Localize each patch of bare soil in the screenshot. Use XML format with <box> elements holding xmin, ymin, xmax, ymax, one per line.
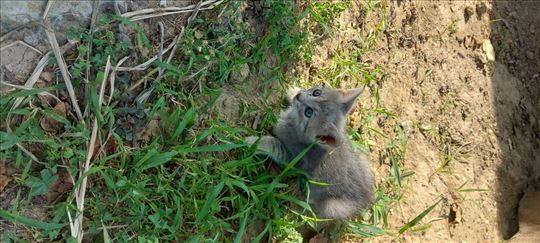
<box><xmin>297</xmin><ymin>1</ymin><xmax>539</xmax><ymax>242</ymax></box>
<box><xmin>372</xmin><ymin>1</ymin><xmax>540</xmax><ymax>241</ymax></box>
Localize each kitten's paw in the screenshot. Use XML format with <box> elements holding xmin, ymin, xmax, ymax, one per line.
<box><xmin>286</xmin><ymin>86</ymin><xmax>302</xmax><ymax>104</ymax></box>
<box><xmin>245</xmin><ymin>136</ymin><xmax>258</xmax><ymax>146</ymax></box>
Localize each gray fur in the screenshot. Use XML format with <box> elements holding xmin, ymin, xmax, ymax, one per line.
<box><xmin>246</xmin><ymin>87</ymin><xmax>374</xmax><ymax>219</ymax></box>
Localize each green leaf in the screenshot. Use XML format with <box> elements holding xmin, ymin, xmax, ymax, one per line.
<box><xmin>3</xmin><ymin>86</ymin><xmax>55</xmax><ymax>99</ymax></box>
<box><xmin>399</xmin><ymin>198</ymin><xmax>442</xmax><ymax>234</ymax></box>
<box><xmin>233</xmin><ymin>209</ymin><xmax>250</xmax><ymax>243</ymax></box>
<box><xmin>41</xmin><ymin>108</ymin><xmax>70</xmax><ymax>125</ymax></box>
<box><xmin>176</xmin><ymin>143</ymin><xmax>245</xmax><ymax>153</ymax></box>
<box><xmin>0</xmin><ymin>131</ymin><xmax>23</xmax><ymax>150</ymax></box>
<box><xmin>0</xmin><ymin>209</ymin><xmax>64</xmax><ymax>230</ymax></box>
<box><xmin>140</xmin><ymin>151</ymin><xmax>177</xmax><ymax>170</ymax></box>
<box><xmin>276</xmin><ymin>193</ymin><xmax>311</xmax><ymax>211</ymax></box>
<box><xmin>171</xmin><ymin>107</ymin><xmax>195</xmax><ymax>141</ymax></box>
<box><xmin>25</xmin><ymin>169</ymin><xmax>58</xmax><ymax>197</ymax></box>
<box><xmin>347</xmin><ymin>222</ymin><xmax>387</xmax><ymax>237</ymax></box>
<box><xmin>194</xmin><ymin>181</ymin><xmax>225</xmax><ymax>224</ymax></box>
<box><xmin>279</xmin><ymin>143</ymin><xmax>315</xmax><ymax>177</ymax></box>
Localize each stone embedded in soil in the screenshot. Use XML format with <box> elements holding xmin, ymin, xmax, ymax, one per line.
<box><xmin>526</xmin><ymin>51</ymin><xmax>535</xmax><ymax>60</ymax></box>
<box><xmin>400</xmin><ymin>120</ymin><xmax>414</xmax><ymax>135</ymax></box>
<box><xmin>1</xmin><ymin>1</ymin><xmax>93</xmax><ymax>42</ymax></box>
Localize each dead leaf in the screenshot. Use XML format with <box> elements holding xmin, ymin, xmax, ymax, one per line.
<box><xmin>40</xmin><ymin>71</ymin><xmax>54</xmax><ymax>82</ymax></box>
<box><xmin>135</xmin><ymin>119</ymin><xmax>160</xmax><ymax>143</ymax></box>
<box><xmin>0</xmin><ymin>160</ymin><xmax>11</xmax><ymax>192</ymax></box>
<box><xmin>45</xmin><ymin>168</ymin><xmax>72</xmax><ymax>203</ymax></box>
<box><xmin>53</xmin><ymin>102</ymin><xmax>67</xmax><ymax>117</ymax></box>
<box><xmin>40</xmin><ymin>102</ymin><xmax>68</xmax><ymax>134</ymax></box>
<box><xmin>91</xmin><ymin>132</ymin><xmax>120</xmax><ymax>160</ymax></box>
<box><xmin>104</xmin><ymin>136</ymin><xmax>118</xmax><ymax>155</ymax></box>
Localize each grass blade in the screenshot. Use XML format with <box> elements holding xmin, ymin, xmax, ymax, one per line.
<box><xmin>176</xmin><ymin>143</ymin><xmax>245</xmax><ymax>153</ymax></box>
<box><xmin>279</xmin><ymin>143</ymin><xmax>315</xmax><ymax>177</ymax></box>
<box><xmin>458</xmin><ymin>188</ymin><xmax>489</xmax><ymax>192</ymax></box>
<box><xmin>171</xmin><ymin>106</ymin><xmax>195</xmax><ymax>141</ymax></box>
<box><xmin>399</xmin><ymin>198</ymin><xmax>442</xmax><ymax>234</ymax></box>
<box><xmin>233</xmin><ymin>209</ymin><xmax>250</xmax><ymax>243</ymax></box>
<box><xmin>347</xmin><ymin>221</ymin><xmax>387</xmax><ymax>237</ymax></box>
<box><xmin>141</xmin><ymin>151</ymin><xmax>178</xmax><ymax>170</ymax></box>
<box><xmin>194</xmin><ymin>181</ymin><xmax>225</xmax><ymax>224</ymax></box>
<box><xmin>0</xmin><ymin>209</ymin><xmax>64</xmax><ymax>230</ymax></box>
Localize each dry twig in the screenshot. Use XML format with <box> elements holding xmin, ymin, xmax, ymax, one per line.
<box><xmin>71</xmin><ymin>56</ymin><xmax>111</xmax><ymax>242</ymax></box>
<box><xmin>43</xmin><ymin>23</ymin><xmax>85</xmax><ymax>122</ymax></box>
<box><xmin>121</xmin><ymin>0</ymin><xmax>222</xmax><ymax>21</ymax></box>
<box><xmin>0</xmin><ymin>40</ymin><xmax>43</xmax><ymax>55</ymax></box>
<box><xmin>5</xmin><ymin>40</ymin><xmax>74</xmax><ymax>165</ymax></box>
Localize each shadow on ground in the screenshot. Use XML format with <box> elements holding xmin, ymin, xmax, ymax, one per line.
<box><xmin>490</xmin><ymin>1</ymin><xmax>540</xmax><ymax>239</ymax></box>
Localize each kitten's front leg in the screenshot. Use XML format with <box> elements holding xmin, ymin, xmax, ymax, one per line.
<box><xmin>246</xmin><ymin>136</ymin><xmax>291</xmax><ymax>165</ymax></box>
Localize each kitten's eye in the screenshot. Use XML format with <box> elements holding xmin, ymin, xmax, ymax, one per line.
<box><xmin>312</xmin><ymin>89</ymin><xmax>322</xmax><ymax>97</ymax></box>
<box><xmin>304</xmin><ymin>107</ymin><xmax>314</xmax><ymax>118</ymax></box>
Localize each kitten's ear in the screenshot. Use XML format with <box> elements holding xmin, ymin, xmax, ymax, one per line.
<box><xmin>286</xmin><ymin>86</ymin><xmax>302</xmax><ymax>104</ymax></box>
<box><xmin>338</xmin><ymin>87</ymin><xmax>364</xmax><ymax>113</ymax></box>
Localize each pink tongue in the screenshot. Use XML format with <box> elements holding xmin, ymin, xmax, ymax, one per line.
<box><xmin>316</xmin><ymin>135</ymin><xmax>336</xmax><ymax>146</ymax></box>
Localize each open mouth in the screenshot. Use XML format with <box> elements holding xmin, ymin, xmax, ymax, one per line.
<box><xmin>316</xmin><ymin>135</ymin><xmax>337</xmax><ymax>146</ymax></box>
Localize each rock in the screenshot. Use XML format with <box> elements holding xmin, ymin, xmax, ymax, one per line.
<box><xmin>0</xmin><ymin>43</ymin><xmax>41</xmax><ymax>84</ymax></box>
<box><xmin>400</xmin><ymin>120</ymin><xmax>414</xmax><ymax>134</ymax></box>
<box><xmin>1</xmin><ymin>1</ymin><xmax>93</xmax><ymax>39</ymax></box>
<box><xmin>526</xmin><ymin>51</ymin><xmax>535</xmax><ymax>60</ymax></box>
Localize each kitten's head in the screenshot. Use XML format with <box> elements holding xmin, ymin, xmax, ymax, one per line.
<box><xmin>278</xmin><ymin>86</ymin><xmax>364</xmax><ymax>148</ymax></box>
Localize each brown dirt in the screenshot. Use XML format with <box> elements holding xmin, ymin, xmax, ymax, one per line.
<box><xmin>294</xmin><ymin>1</ymin><xmax>539</xmax><ymax>242</ymax></box>
<box><xmin>2</xmin><ymin>1</ymin><xmax>539</xmax><ymax>242</ymax></box>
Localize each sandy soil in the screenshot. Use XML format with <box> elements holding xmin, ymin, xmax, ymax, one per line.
<box><xmin>297</xmin><ymin>1</ymin><xmax>539</xmax><ymax>242</ymax></box>
<box><xmin>2</xmin><ymin>1</ymin><xmax>538</xmax><ymax>242</ymax></box>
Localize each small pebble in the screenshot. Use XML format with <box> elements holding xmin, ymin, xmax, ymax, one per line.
<box><xmin>400</xmin><ymin>120</ymin><xmax>414</xmax><ymax>134</ymax></box>
<box><xmin>526</xmin><ymin>51</ymin><xmax>535</xmax><ymax>60</ymax></box>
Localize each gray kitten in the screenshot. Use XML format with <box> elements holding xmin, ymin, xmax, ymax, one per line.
<box><xmin>246</xmin><ymin>86</ymin><xmax>374</xmax><ymax>219</ymax></box>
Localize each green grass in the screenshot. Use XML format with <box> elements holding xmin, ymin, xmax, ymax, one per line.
<box><xmin>447</xmin><ymin>17</ymin><xmax>460</xmax><ymax>35</ymax></box>
<box><xmin>0</xmin><ymin>0</ymin><xmax>430</xmax><ymax>242</ymax></box>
